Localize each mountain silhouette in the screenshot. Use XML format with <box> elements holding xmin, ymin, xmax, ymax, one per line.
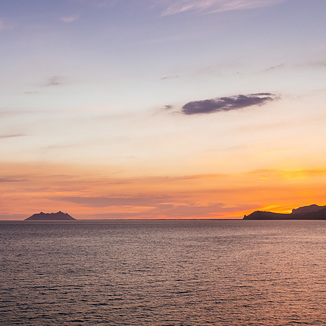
<box><xmin>243</xmin><ymin>204</ymin><xmax>326</xmax><ymax>220</ymax></box>
<box><xmin>25</xmin><ymin>211</ymin><xmax>75</xmax><ymax>221</ymax></box>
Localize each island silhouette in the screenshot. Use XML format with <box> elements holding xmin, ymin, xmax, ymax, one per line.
<box><xmin>244</xmin><ymin>204</ymin><xmax>326</xmax><ymax>220</ymax></box>
<box><xmin>25</xmin><ymin>211</ymin><xmax>75</xmax><ymax>221</ymax></box>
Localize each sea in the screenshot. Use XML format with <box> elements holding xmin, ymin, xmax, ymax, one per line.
<box><xmin>1</xmin><ymin>219</ymin><xmax>326</xmax><ymax>325</ymax></box>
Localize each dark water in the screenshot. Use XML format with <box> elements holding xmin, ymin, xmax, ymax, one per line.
<box><xmin>1</xmin><ymin>219</ymin><xmax>326</xmax><ymax>325</ymax></box>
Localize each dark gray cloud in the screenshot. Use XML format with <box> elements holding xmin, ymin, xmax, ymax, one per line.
<box><xmin>182</xmin><ymin>93</ymin><xmax>277</xmax><ymax>115</ymax></box>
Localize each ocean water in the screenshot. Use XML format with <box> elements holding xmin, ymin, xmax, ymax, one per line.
<box><xmin>1</xmin><ymin>219</ymin><xmax>326</xmax><ymax>325</ymax></box>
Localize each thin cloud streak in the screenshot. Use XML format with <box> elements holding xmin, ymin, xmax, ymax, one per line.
<box><xmin>0</xmin><ymin>133</ymin><xmax>27</xmax><ymax>139</ymax></box>
<box><xmin>160</xmin><ymin>0</ymin><xmax>286</xmax><ymax>16</ymax></box>
<box><xmin>56</xmin><ymin>195</ymin><xmax>252</xmax><ymax>218</ymax></box>
<box><xmin>44</xmin><ymin>76</ymin><xmax>64</xmax><ymax>87</ymax></box>
<box><xmin>249</xmin><ymin>168</ymin><xmax>326</xmax><ymax>180</ymax></box>
<box><xmin>0</xmin><ymin>177</ymin><xmax>27</xmax><ymax>183</ymax></box>
<box><xmin>147</xmin><ymin>202</ymin><xmax>254</xmax><ymax>218</ymax></box>
<box><xmin>73</xmin><ymin>0</ymin><xmax>118</xmax><ymax>8</ymax></box>
<box><xmin>57</xmin><ymin>195</ymin><xmax>171</xmax><ymax>207</ymax></box>
<box><xmin>161</xmin><ymin>75</ymin><xmax>179</xmax><ymax>80</ymax></box>
<box><xmin>60</xmin><ymin>15</ymin><xmax>79</xmax><ymax>23</ymax></box>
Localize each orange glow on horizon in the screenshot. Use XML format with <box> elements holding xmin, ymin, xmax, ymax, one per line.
<box><xmin>1</xmin><ymin>161</ymin><xmax>326</xmax><ymax>220</ymax></box>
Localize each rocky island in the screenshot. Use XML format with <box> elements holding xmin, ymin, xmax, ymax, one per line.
<box><xmin>244</xmin><ymin>204</ymin><xmax>326</xmax><ymax>220</ymax></box>
<box><xmin>25</xmin><ymin>211</ymin><xmax>75</xmax><ymax>221</ymax></box>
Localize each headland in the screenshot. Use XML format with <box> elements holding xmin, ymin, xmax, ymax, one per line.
<box><xmin>244</xmin><ymin>204</ymin><xmax>326</xmax><ymax>220</ymax></box>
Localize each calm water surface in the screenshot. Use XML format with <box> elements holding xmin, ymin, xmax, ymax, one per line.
<box><xmin>1</xmin><ymin>219</ymin><xmax>326</xmax><ymax>325</ymax></box>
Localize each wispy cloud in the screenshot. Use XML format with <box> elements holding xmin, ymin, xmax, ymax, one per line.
<box><xmin>60</xmin><ymin>14</ymin><xmax>79</xmax><ymax>23</ymax></box>
<box><xmin>160</xmin><ymin>0</ymin><xmax>285</xmax><ymax>16</ymax></box>
<box><xmin>0</xmin><ymin>18</ymin><xmax>13</xmax><ymax>31</ymax></box>
<box><xmin>57</xmin><ymin>195</ymin><xmax>171</xmax><ymax>207</ymax></box>
<box><xmin>0</xmin><ymin>177</ymin><xmax>27</xmax><ymax>183</ymax></box>
<box><xmin>265</xmin><ymin>63</ymin><xmax>284</xmax><ymax>71</ymax></box>
<box><xmin>0</xmin><ymin>109</ymin><xmax>49</xmax><ymax>118</ymax></box>
<box><xmin>95</xmin><ymin>0</ymin><xmax>118</xmax><ymax>8</ymax></box>
<box><xmin>297</xmin><ymin>60</ymin><xmax>326</xmax><ymax>69</ymax></box>
<box><xmin>73</xmin><ymin>0</ymin><xmax>118</xmax><ymax>8</ymax></box>
<box><xmin>0</xmin><ymin>133</ymin><xmax>27</xmax><ymax>139</ymax></box>
<box><xmin>56</xmin><ymin>194</ymin><xmax>252</xmax><ymax>218</ymax></box>
<box><xmin>181</xmin><ymin>93</ymin><xmax>277</xmax><ymax>115</ymax></box>
<box><xmin>163</xmin><ymin>104</ymin><xmax>174</xmax><ymax>111</ymax></box>
<box><xmin>249</xmin><ymin>168</ymin><xmax>326</xmax><ymax>180</ymax></box>
<box><xmin>147</xmin><ymin>202</ymin><xmax>253</xmax><ymax>218</ymax></box>
<box><xmin>44</xmin><ymin>76</ymin><xmax>64</xmax><ymax>87</ymax></box>
<box><xmin>161</xmin><ymin>75</ymin><xmax>179</xmax><ymax>80</ymax></box>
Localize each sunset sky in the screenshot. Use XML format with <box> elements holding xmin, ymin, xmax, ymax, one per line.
<box><xmin>1</xmin><ymin>0</ymin><xmax>326</xmax><ymax>219</ymax></box>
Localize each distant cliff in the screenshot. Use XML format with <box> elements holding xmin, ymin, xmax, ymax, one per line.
<box><xmin>244</xmin><ymin>204</ymin><xmax>326</xmax><ymax>220</ymax></box>
<box><xmin>25</xmin><ymin>211</ymin><xmax>75</xmax><ymax>221</ymax></box>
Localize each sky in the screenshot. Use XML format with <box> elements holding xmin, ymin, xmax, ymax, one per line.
<box><xmin>1</xmin><ymin>0</ymin><xmax>326</xmax><ymax>219</ymax></box>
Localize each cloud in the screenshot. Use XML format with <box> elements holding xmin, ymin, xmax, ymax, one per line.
<box><xmin>24</xmin><ymin>91</ymin><xmax>39</xmax><ymax>95</ymax></box>
<box><xmin>0</xmin><ymin>177</ymin><xmax>27</xmax><ymax>183</ymax></box>
<box><xmin>297</xmin><ymin>60</ymin><xmax>326</xmax><ymax>69</ymax></box>
<box><xmin>57</xmin><ymin>195</ymin><xmax>171</xmax><ymax>207</ymax></box>
<box><xmin>181</xmin><ymin>93</ymin><xmax>277</xmax><ymax>115</ymax></box>
<box><xmin>57</xmin><ymin>194</ymin><xmax>252</xmax><ymax>218</ymax></box>
<box><xmin>160</xmin><ymin>0</ymin><xmax>285</xmax><ymax>16</ymax></box>
<box><xmin>163</xmin><ymin>104</ymin><xmax>173</xmax><ymax>110</ymax></box>
<box><xmin>60</xmin><ymin>14</ymin><xmax>79</xmax><ymax>23</ymax></box>
<box><xmin>0</xmin><ymin>109</ymin><xmax>51</xmax><ymax>118</ymax></box>
<box><xmin>0</xmin><ymin>18</ymin><xmax>12</xmax><ymax>31</ymax></box>
<box><xmin>265</xmin><ymin>63</ymin><xmax>284</xmax><ymax>71</ymax></box>
<box><xmin>249</xmin><ymin>168</ymin><xmax>326</xmax><ymax>180</ymax></box>
<box><xmin>0</xmin><ymin>133</ymin><xmax>27</xmax><ymax>139</ymax></box>
<box><xmin>147</xmin><ymin>202</ymin><xmax>253</xmax><ymax>218</ymax></box>
<box><xmin>95</xmin><ymin>0</ymin><xmax>118</xmax><ymax>8</ymax></box>
<box><xmin>73</xmin><ymin>0</ymin><xmax>118</xmax><ymax>8</ymax></box>
<box><xmin>45</xmin><ymin>76</ymin><xmax>64</xmax><ymax>87</ymax></box>
<box><xmin>161</xmin><ymin>75</ymin><xmax>179</xmax><ymax>80</ymax></box>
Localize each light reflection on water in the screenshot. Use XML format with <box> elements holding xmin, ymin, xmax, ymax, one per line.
<box><xmin>1</xmin><ymin>220</ymin><xmax>326</xmax><ymax>325</ymax></box>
